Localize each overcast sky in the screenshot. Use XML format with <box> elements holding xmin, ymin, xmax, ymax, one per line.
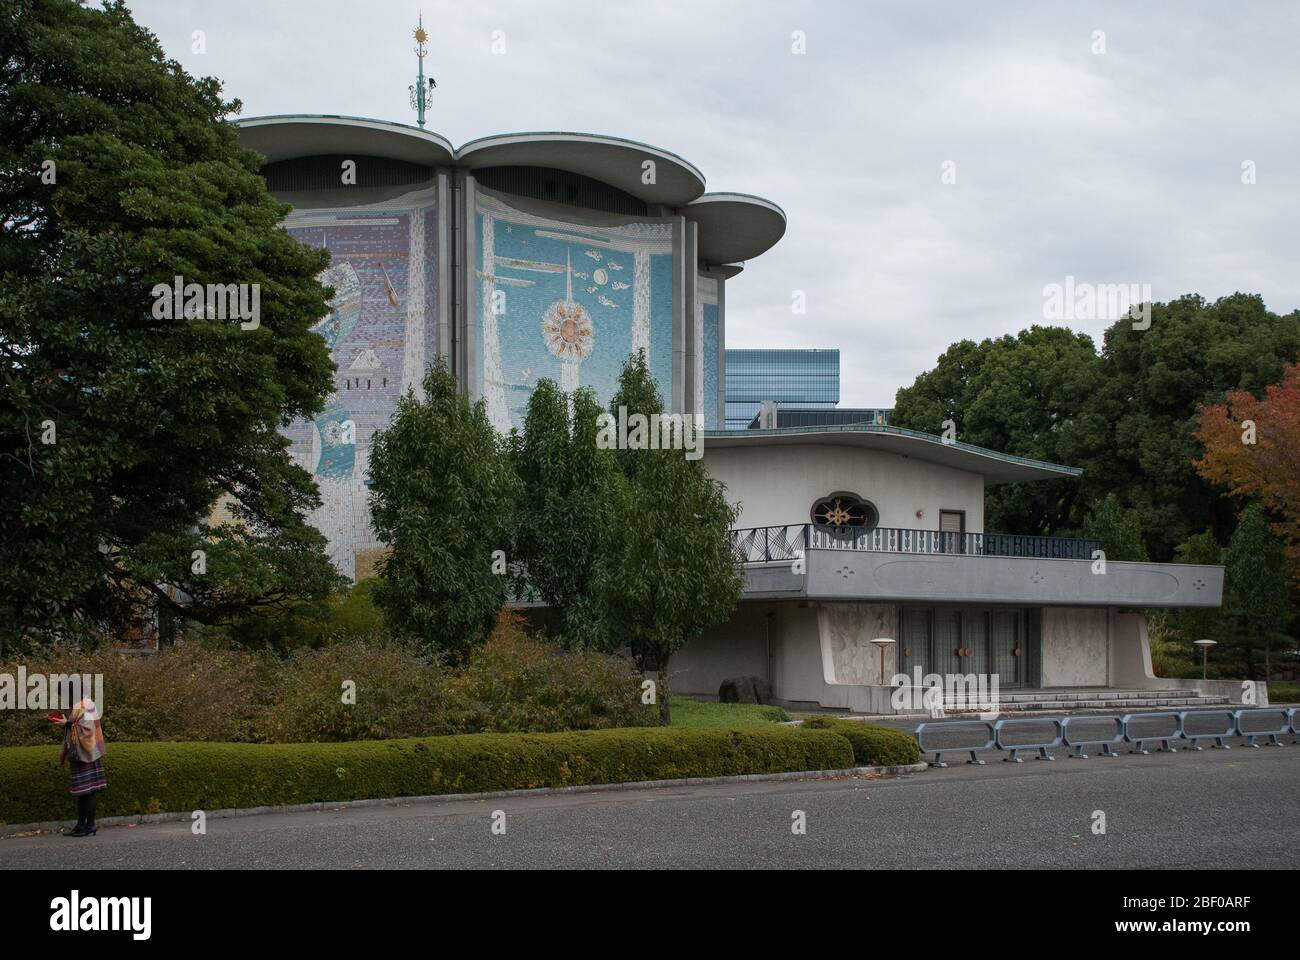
<box><xmin>129</xmin><ymin>0</ymin><xmax>1300</xmax><ymax>407</ymax></box>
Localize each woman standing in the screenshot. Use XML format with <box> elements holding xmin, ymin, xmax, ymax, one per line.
<box><xmin>56</xmin><ymin>696</ymin><xmax>107</xmax><ymax>837</ymax></box>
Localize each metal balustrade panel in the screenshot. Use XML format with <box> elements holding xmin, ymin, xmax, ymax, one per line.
<box><xmin>727</xmin><ymin>524</ymin><xmax>1100</xmax><ymax>564</ymax></box>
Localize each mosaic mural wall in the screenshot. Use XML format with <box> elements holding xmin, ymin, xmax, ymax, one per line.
<box><xmin>474</xmin><ymin>189</ymin><xmax>675</xmax><ymax>432</ymax></box>
<box><xmin>699</xmin><ymin>273</ymin><xmax>720</xmax><ymax>430</ymax></box>
<box><xmin>280</xmin><ymin>187</ymin><xmax>438</xmax><ymax>580</ymax></box>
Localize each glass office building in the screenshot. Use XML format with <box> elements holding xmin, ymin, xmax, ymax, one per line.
<box><xmin>724</xmin><ymin>348</ymin><xmax>840</xmax><ymax>429</ymax></box>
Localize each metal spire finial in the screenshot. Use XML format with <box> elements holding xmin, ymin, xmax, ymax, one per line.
<box><xmin>408</xmin><ymin>13</ymin><xmax>435</xmax><ymax>128</ymax></box>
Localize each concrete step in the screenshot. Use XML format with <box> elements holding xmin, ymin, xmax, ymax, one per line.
<box><xmin>944</xmin><ymin>695</ymin><xmax>1229</xmax><ymax>716</ymax></box>
<box><xmin>996</xmin><ymin>689</ymin><xmax>1197</xmax><ymax>703</ymax></box>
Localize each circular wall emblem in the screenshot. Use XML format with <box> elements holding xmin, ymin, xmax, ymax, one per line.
<box><xmin>810</xmin><ymin>492</ymin><xmax>879</xmax><ymax>534</ymax></box>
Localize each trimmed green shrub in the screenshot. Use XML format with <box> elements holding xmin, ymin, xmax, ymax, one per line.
<box><xmin>801</xmin><ymin>717</ymin><xmax>921</xmax><ymax>766</ymax></box>
<box><xmin>0</xmin><ymin>726</ymin><xmax>854</xmax><ymax>826</ymax></box>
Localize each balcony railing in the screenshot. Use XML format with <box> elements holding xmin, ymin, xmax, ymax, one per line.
<box><xmin>728</xmin><ymin>524</ymin><xmax>1101</xmax><ymax>565</ymax></box>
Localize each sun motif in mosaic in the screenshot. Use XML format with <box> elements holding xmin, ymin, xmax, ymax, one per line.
<box><xmin>541</xmin><ymin>300</ymin><xmax>593</xmax><ymax>361</ymax></box>
<box><xmin>539</xmin><ymin>250</ymin><xmax>594</xmax><ymax>392</ymax></box>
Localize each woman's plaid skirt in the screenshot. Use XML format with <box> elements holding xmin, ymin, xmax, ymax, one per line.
<box><xmin>68</xmin><ymin>758</ymin><xmax>107</xmax><ymax>796</ymax></box>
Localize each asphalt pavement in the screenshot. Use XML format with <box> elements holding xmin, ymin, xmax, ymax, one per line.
<box><xmin>2</xmin><ymin>739</ymin><xmax>1295</xmax><ymax>869</ymax></box>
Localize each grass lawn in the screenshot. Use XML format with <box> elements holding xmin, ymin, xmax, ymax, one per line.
<box><xmin>669</xmin><ymin>695</ymin><xmax>790</xmax><ymax>728</ymax></box>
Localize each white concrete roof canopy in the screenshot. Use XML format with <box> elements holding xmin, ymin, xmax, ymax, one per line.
<box><xmin>701</xmin><ymin>424</ymin><xmax>1084</xmax><ymax>486</ymax></box>
<box><xmin>236</xmin><ymin>115</ymin><xmax>455</xmax><ymax>166</ymax></box>
<box><xmin>687</xmin><ymin>193</ymin><xmax>787</xmax><ymax>265</ymax></box>
<box><xmin>456</xmin><ymin>131</ymin><xmax>706</xmax><ymax>207</ymax></box>
<box><xmin>235</xmin><ymin>119</ymin><xmax>786</xmax><ymax>264</ymax></box>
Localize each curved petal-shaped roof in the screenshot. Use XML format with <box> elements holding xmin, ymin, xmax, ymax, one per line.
<box><xmin>235</xmin><ymin>119</ymin><xmax>787</xmax><ymax>264</ymax></box>
<box><xmin>687</xmin><ymin>192</ymin><xmax>787</xmax><ymax>264</ymax></box>
<box><xmin>702</xmin><ymin>423</ymin><xmax>1083</xmax><ymax>485</ymax></box>
<box><xmin>236</xmin><ymin>115</ymin><xmax>455</xmax><ymax>166</ymax></box>
<box><xmin>456</xmin><ymin>131</ymin><xmax>706</xmax><ymax>207</ymax></box>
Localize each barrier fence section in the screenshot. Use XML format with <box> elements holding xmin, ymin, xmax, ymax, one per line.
<box><xmin>1235</xmin><ymin>708</ymin><xmax>1290</xmax><ymax>748</ymax></box>
<box><xmin>1182</xmin><ymin>709</ymin><xmax>1236</xmax><ymax>751</ymax></box>
<box><xmin>913</xmin><ymin>708</ymin><xmax>1300</xmax><ymax>766</ymax></box>
<box><xmin>1061</xmin><ymin>715</ymin><xmax>1124</xmax><ymax>758</ymax></box>
<box><xmin>1123</xmin><ymin>711</ymin><xmax>1183</xmax><ymax>754</ymax></box>
<box><xmin>913</xmin><ymin>720</ymin><xmax>995</xmax><ymax>767</ymax></box>
<box><xmin>993</xmin><ymin>717</ymin><xmax>1063</xmax><ymax>763</ymax></box>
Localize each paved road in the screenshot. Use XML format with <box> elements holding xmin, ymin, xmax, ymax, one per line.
<box><xmin>2</xmin><ymin>743</ymin><xmax>1295</xmax><ymax>869</ymax></box>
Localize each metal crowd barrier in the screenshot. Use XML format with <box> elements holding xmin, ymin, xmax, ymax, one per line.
<box><xmin>1235</xmin><ymin>708</ymin><xmax>1290</xmax><ymax>747</ymax></box>
<box><xmin>913</xmin><ymin>720</ymin><xmax>996</xmax><ymax>768</ymax></box>
<box><xmin>993</xmin><ymin>718</ymin><xmax>1063</xmax><ymax>762</ymax></box>
<box><xmin>1181</xmin><ymin>709</ymin><xmax>1235</xmax><ymax>750</ymax></box>
<box><xmin>1061</xmin><ymin>715</ymin><xmax>1123</xmax><ymax>758</ymax></box>
<box><xmin>1122</xmin><ymin>711</ymin><xmax>1183</xmax><ymax>754</ymax></box>
<box><xmin>913</xmin><ymin>708</ymin><xmax>1300</xmax><ymax>766</ymax></box>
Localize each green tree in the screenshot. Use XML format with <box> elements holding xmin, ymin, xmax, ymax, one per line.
<box><xmin>891</xmin><ymin>295</ymin><xmax>1300</xmax><ymax>565</ymax></box>
<box><xmin>1223</xmin><ymin>503</ymin><xmax>1290</xmax><ymax>681</ymax></box>
<box><xmin>1084</xmin><ymin>293</ymin><xmax>1300</xmax><ymax>559</ymax></box>
<box><xmin>1162</xmin><ymin>530</ymin><xmax>1226</xmax><ymax>667</ymax></box>
<box><xmin>512</xmin><ymin>379</ymin><xmax>619</xmax><ymax>649</ymax></box>
<box><xmin>1080</xmin><ymin>494</ymin><xmax>1148</xmax><ymax>562</ymax></box>
<box><xmin>366</xmin><ymin>361</ymin><xmax>517</xmax><ymax>657</ymax></box>
<box><xmin>0</xmin><ymin>0</ymin><xmax>341</xmax><ymax>647</ymax></box>
<box><xmin>891</xmin><ymin>326</ymin><xmax>1103</xmax><ymax>535</ymax></box>
<box><xmin>601</xmin><ymin>353</ymin><xmax>743</xmax><ymax>724</ymax></box>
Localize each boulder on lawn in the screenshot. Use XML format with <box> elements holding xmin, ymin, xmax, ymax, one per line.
<box><xmin>718</xmin><ymin>676</ymin><xmax>772</xmax><ymax>705</ymax></box>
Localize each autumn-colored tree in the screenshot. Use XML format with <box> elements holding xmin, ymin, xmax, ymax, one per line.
<box><xmin>1194</xmin><ymin>363</ymin><xmax>1300</xmax><ymax>581</ymax></box>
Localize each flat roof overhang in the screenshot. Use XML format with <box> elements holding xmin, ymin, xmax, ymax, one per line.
<box><xmin>457</xmin><ymin>131</ymin><xmax>706</xmax><ymax>207</ymax></box>
<box><xmin>688</xmin><ymin>192</ymin><xmax>787</xmax><ymax>264</ymax></box>
<box><xmin>703</xmin><ymin>424</ymin><xmax>1083</xmax><ymax>485</ymax></box>
<box><xmin>236</xmin><ymin>115</ymin><xmax>455</xmax><ymax>167</ymax></box>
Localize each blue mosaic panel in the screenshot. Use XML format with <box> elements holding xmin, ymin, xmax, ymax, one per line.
<box><xmin>475</xmin><ymin>192</ymin><xmax>675</xmax><ymax>432</ymax></box>
<box><xmin>278</xmin><ymin>189</ymin><xmax>438</xmax><ymax>579</ymax></box>
<box><xmin>703</xmin><ymin>301</ymin><xmax>720</xmax><ymax>430</ymax></box>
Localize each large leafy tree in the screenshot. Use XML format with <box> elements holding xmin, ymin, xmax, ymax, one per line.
<box><xmin>1084</xmin><ymin>294</ymin><xmax>1300</xmax><ymax>559</ymax></box>
<box><xmin>0</xmin><ymin>0</ymin><xmax>340</xmax><ymax>647</ymax></box>
<box><xmin>367</xmin><ymin>362</ymin><xmax>518</xmax><ymax>658</ymax></box>
<box><xmin>601</xmin><ymin>352</ymin><xmax>743</xmax><ymax>724</ymax></box>
<box><xmin>511</xmin><ymin>379</ymin><xmax>619</xmax><ymax>650</ymax></box>
<box><xmin>1194</xmin><ymin>362</ymin><xmax>1300</xmax><ymax>581</ymax></box>
<box><xmin>891</xmin><ymin>326</ymin><xmax>1103</xmax><ymax>535</ymax></box>
<box><xmin>891</xmin><ymin>295</ymin><xmax>1300</xmax><ymax>562</ymax></box>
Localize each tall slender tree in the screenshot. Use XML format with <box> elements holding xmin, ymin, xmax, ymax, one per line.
<box><xmin>601</xmin><ymin>353</ymin><xmax>742</xmax><ymax>724</ymax></box>
<box><xmin>1223</xmin><ymin>503</ymin><xmax>1290</xmax><ymax>681</ymax></box>
<box><xmin>512</xmin><ymin>380</ymin><xmax>620</xmax><ymax>649</ymax></box>
<box><xmin>366</xmin><ymin>361</ymin><xmax>518</xmax><ymax>658</ymax></box>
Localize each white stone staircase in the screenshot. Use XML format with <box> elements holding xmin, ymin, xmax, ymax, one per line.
<box><xmin>945</xmin><ymin>688</ymin><xmax>1228</xmax><ymax>716</ymax></box>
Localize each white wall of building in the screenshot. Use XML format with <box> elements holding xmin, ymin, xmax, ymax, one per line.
<box><xmin>702</xmin><ymin>444</ymin><xmax>986</xmax><ymax>532</ymax></box>
<box><xmin>1041</xmin><ymin>607</ymin><xmax>1110</xmax><ymax>686</ymax></box>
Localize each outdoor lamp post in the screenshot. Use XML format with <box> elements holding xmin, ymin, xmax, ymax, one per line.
<box><xmin>1194</xmin><ymin>638</ymin><xmax>1217</xmax><ymax>681</ymax></box>
<box><xmin>870</xmin><ymin>637</ymin><xmax>896</xmax><ymax>686</ymax></box>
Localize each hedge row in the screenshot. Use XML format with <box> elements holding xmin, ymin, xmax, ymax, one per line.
<box><xmin>801</xmin><ymin>718</ymin><xmax>922</xmax><ymax>766</ymax></box>
<box><xmin>0</xmin><ymin>726</ymin><xmax>854</xmax><ymax>826</ymax></box>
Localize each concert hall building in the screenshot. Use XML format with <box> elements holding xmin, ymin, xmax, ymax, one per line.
<box><xmin>237</xmin><ymin>114</ymin><xmax>1237</xmax><ymax>714</ymax></box>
